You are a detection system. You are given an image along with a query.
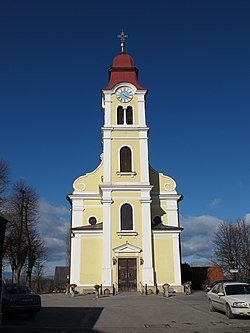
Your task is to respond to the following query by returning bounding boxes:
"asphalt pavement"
[1,290,250,332]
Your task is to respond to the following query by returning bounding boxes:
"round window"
[153,216,161,226]
[89,217,97,225]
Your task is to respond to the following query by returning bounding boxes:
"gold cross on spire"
[117,31,128,54]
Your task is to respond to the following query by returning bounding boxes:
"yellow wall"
[112,131,139,138]
[80,237,102,284]
[153,235,175,284]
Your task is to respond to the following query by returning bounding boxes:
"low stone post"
[183,281,192,295]
[94,284,100,298]
[163,283,170,297]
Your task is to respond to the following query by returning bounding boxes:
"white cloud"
[180,215,223,265]
[38,200,70,270]
[208,198,221,209]
[244,213,250,224]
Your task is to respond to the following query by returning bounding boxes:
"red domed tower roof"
[104,32,145,90]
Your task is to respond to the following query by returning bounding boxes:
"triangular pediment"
[113,242,142,253]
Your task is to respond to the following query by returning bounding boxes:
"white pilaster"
[173,234,182,285]
[103,129,112,183]
[70,199,84,285]
[140,131,149,183]
[137,92,147,126]
[141,192,154,286]
[70,235,81,285]
[102,190,112,286]
[103,93,112,127]
[166,199,179,227]
[71,199,84,228]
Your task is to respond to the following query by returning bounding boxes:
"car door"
[215,284,226,311]
[209,284,220,310]
[210,284,224,311]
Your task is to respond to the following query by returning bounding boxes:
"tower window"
[117,106,124,124]
[126,106,133,124]
[117,106,133,125]
[120,146,132,172]
[121,203,133,230]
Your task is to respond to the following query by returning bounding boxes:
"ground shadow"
[2,306,104,333]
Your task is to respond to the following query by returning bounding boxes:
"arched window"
[126,106,133,124]
[117,106,124,125]
[121,203,133,230]
[120,146,132,172]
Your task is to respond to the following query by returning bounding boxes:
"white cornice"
[102,126,149,132]
[152,230,182,235]
[68,193,102,200]
[102,82,147,95]
[72,230,103,235]
[151,194,183,201]
[99,184,153,191]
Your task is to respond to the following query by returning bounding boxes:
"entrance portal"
[118,258,137,291]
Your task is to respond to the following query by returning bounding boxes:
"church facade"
[67,36,183,294]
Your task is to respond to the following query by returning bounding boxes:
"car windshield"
[225,284,250,295]
[4,285,31,294]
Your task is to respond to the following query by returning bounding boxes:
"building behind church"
[67,34,183,294]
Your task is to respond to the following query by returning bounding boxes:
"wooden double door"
[118,258,137,292]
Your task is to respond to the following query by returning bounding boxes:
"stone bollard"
[94,284,100,298]
[183,281,192,295]
[163,283,170,297]
[70,284,77,297]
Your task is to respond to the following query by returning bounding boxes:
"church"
[67,33,184,294]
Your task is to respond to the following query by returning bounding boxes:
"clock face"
[116,87,133,103]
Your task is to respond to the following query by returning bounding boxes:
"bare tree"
[5,182,28,283]
[213,219,250,279]
[0,159,9,209]
[32,260,46,292]
[4,180,43,284]
[25,231,47,287]
[65,227,71,267]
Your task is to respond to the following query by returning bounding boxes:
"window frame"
[116,105,133,126]
[119,146,132,173]
[88,216,97,225]
[117,105,124,125]
[119,203,134,232]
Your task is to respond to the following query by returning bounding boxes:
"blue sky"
[1,0,249,274]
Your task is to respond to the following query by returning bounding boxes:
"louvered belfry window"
[126,106,133,124]
[117,106,124,124]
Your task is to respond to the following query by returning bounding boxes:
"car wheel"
[209,299,215,312]
[226,304,234,319]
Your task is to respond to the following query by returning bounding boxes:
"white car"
[207,281,250,319]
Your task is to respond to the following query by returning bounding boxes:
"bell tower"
[100,32,154,287]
